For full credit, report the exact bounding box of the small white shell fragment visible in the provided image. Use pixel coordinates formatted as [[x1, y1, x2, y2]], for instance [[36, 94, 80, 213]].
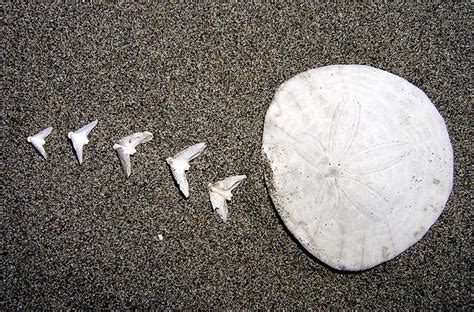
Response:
[[262, 65, 454, 271], [113, 132, 153, 178], [157, 234, 163, 241], [68, 119, 98, 165], [166, 142, 206, 198], [208, 175, 247, 222], [27, 126, 53, 159]]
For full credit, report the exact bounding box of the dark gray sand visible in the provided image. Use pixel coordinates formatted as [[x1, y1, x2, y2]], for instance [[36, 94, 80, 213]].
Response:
[[2, 3, 471, 309]]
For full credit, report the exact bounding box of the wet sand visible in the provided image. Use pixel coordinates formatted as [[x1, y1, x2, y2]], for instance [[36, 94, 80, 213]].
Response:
[[3, 3, 470, 309]]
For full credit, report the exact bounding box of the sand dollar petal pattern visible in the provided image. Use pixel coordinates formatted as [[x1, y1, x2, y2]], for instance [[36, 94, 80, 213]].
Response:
[[262, 65, 454, 271]]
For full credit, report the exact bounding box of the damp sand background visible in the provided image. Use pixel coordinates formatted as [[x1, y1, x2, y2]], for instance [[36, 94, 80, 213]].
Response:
[[2, 3, 470, 309]]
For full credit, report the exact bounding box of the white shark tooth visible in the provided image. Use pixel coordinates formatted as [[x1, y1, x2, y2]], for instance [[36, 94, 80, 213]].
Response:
[[208, 175, 247, 222], [113, 131, 153, 178], [27, 126, 53, 159], [68, 120, 98, 165], [166, 142, 206, 198]]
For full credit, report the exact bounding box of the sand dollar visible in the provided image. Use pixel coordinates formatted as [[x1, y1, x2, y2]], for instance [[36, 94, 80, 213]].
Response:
[[262, 65, 453, 271]]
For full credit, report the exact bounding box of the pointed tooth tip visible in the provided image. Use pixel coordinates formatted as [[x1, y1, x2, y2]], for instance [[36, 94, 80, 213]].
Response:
[[218, 212, 227, 223]]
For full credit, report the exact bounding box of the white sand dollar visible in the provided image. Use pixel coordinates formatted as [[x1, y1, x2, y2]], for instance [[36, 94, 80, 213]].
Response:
[[262, 65, 453, 271]]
